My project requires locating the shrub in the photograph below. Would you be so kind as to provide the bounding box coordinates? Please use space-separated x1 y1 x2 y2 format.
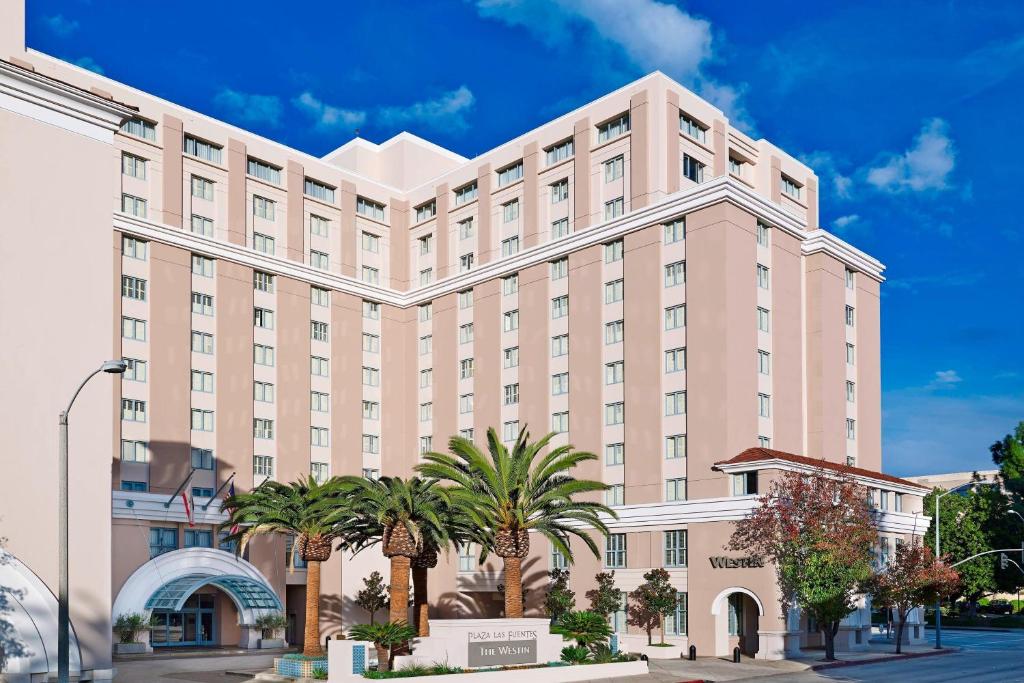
551 610 612 648
312 667 328 680
112 613 148 644
349 621 418 673
560 645 590 664
255 612 287 638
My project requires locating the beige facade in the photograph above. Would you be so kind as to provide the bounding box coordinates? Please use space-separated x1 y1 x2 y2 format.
0 5 927 676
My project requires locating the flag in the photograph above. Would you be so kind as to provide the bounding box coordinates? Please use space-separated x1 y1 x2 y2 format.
226 481 239 534
182 488 195 527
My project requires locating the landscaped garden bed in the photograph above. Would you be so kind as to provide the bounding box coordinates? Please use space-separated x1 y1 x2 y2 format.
357 659 648 681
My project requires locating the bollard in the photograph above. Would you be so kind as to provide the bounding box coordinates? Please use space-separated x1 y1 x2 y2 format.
689 644 697 661
732 646 741 663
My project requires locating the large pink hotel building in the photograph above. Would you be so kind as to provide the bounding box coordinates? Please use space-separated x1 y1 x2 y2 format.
0 3 930 680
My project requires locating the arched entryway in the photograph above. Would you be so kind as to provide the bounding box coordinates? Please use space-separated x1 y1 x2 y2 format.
113 547 281 649
710 587 764 657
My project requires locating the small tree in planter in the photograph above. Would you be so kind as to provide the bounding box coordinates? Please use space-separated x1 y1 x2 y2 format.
544 568 576 623
113 612 149 644
348 621 417 673
586 571 623 620
355 571 389 625
627 569 678 645
255 612 288 645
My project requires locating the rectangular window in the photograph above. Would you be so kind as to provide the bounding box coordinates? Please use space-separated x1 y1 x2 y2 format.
361 366 379 385
120 117 156 141
731 472 759 496
190 370 214 393
459 253 475 272
356 197 386 221
419 436 433 454
122 316 147 342
253 196 275 220
682 154 705 183
503 346 519 368
305 178 336 203
120 480 147 491
121 275 147 301
847 343 856 365
364 300 381 319
665 391 687 416
311 391 330 412
502 274 519 295
665 530 688 567
121 193 147 217
664 218 686 244
191 409 214 431
551 218 569 239
757 222 770 247
730 156 744 175
253 343 274 366
312 356 330 377
551 545 569 570
597 113 630 143
665 261 686 287
419 335 432 355
665 304 686 330
680 112 707 142
191 292 214 316
606 443 624 466
551 334 569 357
551 178 569 203
253 232 275 254
311 427 329 447
502 420 520 443
605 320 624 344
504 383 520 405
459 323 474 344
667 593 688 636
603 197 624 220
501 235 520 256
759 435 771 447
603 155 624 183
604 239 624 263
247 158 281 184
551 372 569 395
666 434 686 459
310 250 329 270
757 264 770 289
503 309 520 332
458 544 476 572
605 402 624 425
846 268 856 289
454 181 478 206
550 257 568 280
758 393 771 418
758 350 771 375
310 462 329 484
665 347 686 373
362 333 380 353
192 331 214 354
121 439 148 463
546 138 574 165
501 199 521 224
758 307 770 333
459 394 473 414
122 236 147 260
124 358 147 382
418 235 433 255
253 271 274 292
361 231 380 253
605 533 627 567
458 289 474 309
362 400 379 420
460 358 475 379
311 321 329 343
363 266 380 284
310 214 329 237
420 369 433 388
782 175 802 199
846 305 856 326
362 434 380 454
604 279 624 304
121 399 146 422
190 214 213 237
497 161 524 186
458 217 474 239
190 175 214 201
122 152 147 179
253 455 274 478
253 307 274 329
665 477 687 502
459 428 475 440
605 361 624 385
190 447 214 470
846 381 856 402
415 200 437 222
847 418 856 439
605 485 624 507
184 135 222 163
419 268 433 286
551 295 568 319
551 411 569 434
149 528 177 559
191 254 214 277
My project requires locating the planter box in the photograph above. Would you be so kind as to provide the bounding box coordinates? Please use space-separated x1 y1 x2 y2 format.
113 642 149 654
635 643 683 659
260 638 286 649
275 656 328 678
328 659 647 682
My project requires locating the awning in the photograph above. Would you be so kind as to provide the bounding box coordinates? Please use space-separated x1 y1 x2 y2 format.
144 573 282 611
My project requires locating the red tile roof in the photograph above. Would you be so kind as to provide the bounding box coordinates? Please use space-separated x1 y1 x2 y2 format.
714 447 929 491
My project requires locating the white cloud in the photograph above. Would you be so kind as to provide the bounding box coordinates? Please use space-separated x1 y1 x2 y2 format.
213 89 283 127
73 56 103 75
292 92 367 132
377 86 476 133
931 370 963 388
43 14 79 37
833 214 859 229
866 118 956 193
801 150 853 200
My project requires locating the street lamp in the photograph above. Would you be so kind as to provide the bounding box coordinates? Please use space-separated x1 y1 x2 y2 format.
58 359 126 683
933 479 994 650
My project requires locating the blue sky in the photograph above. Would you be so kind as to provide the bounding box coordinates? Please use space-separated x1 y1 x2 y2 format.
28 0 1023 476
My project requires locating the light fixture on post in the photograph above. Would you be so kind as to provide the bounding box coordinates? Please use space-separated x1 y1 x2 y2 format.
58 359 127 683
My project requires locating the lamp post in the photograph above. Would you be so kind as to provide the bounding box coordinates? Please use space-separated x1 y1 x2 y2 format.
58 360 127 683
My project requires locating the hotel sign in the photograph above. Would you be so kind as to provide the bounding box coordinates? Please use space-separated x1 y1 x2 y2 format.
709 555 764 569
467 628 538 667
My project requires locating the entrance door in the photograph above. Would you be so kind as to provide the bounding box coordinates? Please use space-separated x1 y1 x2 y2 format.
150 594 217 646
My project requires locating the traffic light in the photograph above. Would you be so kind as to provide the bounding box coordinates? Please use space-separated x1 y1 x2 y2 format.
1000 553 1010 570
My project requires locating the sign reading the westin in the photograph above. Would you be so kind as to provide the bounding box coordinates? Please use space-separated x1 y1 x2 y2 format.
467 628 538 668
709 555 765 568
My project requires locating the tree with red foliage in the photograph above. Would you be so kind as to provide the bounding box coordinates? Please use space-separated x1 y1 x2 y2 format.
728 467 876 661
869 539 959 653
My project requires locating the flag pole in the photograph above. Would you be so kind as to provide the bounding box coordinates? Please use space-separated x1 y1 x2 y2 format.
203 471 236 511
163 467 198 508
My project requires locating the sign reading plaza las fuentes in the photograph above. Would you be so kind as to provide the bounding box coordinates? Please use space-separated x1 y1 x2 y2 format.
467 626 539 667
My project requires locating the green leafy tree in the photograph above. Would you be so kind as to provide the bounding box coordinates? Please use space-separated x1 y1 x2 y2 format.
627 568 678 645
544 569 576 622
417 426 615 618
728 467 876 661
992 422 1024 505
348 621 417 673
355 571 389 625
586 571 623 619
551 610 612 648
221 476 349 657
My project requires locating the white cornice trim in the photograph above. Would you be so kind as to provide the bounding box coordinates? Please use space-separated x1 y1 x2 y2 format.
115 177 882 306
0 60 134 143
803 230 886 282
714 459 928 496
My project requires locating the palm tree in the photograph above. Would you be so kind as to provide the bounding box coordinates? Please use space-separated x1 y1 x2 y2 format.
417 427 615 618
337 476 451 632
349 621 417 672
551 610 613 648
221 476 348 657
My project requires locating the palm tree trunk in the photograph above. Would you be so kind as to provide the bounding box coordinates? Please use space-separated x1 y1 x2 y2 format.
389 555 412 625
375 644 391 672
413 565 430 636
503 556 524 618
303 559 324 657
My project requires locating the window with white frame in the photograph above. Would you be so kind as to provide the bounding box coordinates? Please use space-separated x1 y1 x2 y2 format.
847 418 856 439
191 370 213 393
121 399 146 422
121 439 148 462
682 154 705 183
418 234 433 255
362 332 380 352
311 286 329 306
846 381 856 402
551 334 568 357
550 257 568 280
551 218 569 239
459 323 474 344
310 250 329 270
604 279 624 304
666 434 686 459
731 471 758 496
503 346 519 368
502 199 520 224
551 295 568 319
191 409 214 431
460 358 475 379
605 361 624 385
420 402 433 421
121 194 147 217
458 544 476 572
502 420 519 442
501 235 520 256
253 307 273 328
551 411 569 433
253 418 274 439
606 443 624 465
729 156 745 176
247 158 281 184
356 197 385 221
419 268 433 285
312 356 331 377
758 350 770 375
122 275 147 301
504 383 519 405
311 391 329 412
781 175 802 199
253 195 275 220
460 428 475 440
502 274 519 295
665 304 686 330
604 197 624 220
847 343 856 365
124 358 147 382
458 289 473 308
664 218 685 244
363 266 380 284
665 261 686 287
311 427 330 447
361 231 380 253
192 255 214 277
459 394 473 414
362 400 379 420
545 138 574 165
253 232 274 254
191 215 213 237
311 321 329 342
605 533 626 567
665 347 686 373
254 271 274 292
846 305 855 326
758 393 771 418
454 182 478 206
459 253 475 272
679 113 707 142
551 544 569 570
757 221 770 247
123 317 147 341
497 161 524 186
551 178 568 203
665 391 687 416
759 435 771 447
310 214 329 237
419 303 432 321
458 217 474 239
551 372 569 395
305 178 335 203
757 264 770 289
846 268 856 289
665 477 687 502
122 152 147 179
420 368 432 388
120 117 156 141
605 484 624 507
418 335 432 355
503 309 519 331
604 239 624 262
758 307 770 332
362 434 380 454
253 455 274 478
419 435 432 455
605 402 624 425
363 300 380 319
193 332 215 354
184 135 222 163
311 462 329 484
603 155 624 183
253 343 274 365
415 200 436 222
597 113 629 143
192 292 214 316
665 530 688 567
605 320 624 344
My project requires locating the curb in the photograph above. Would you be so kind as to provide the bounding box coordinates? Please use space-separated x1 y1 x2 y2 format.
809 647 956 671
